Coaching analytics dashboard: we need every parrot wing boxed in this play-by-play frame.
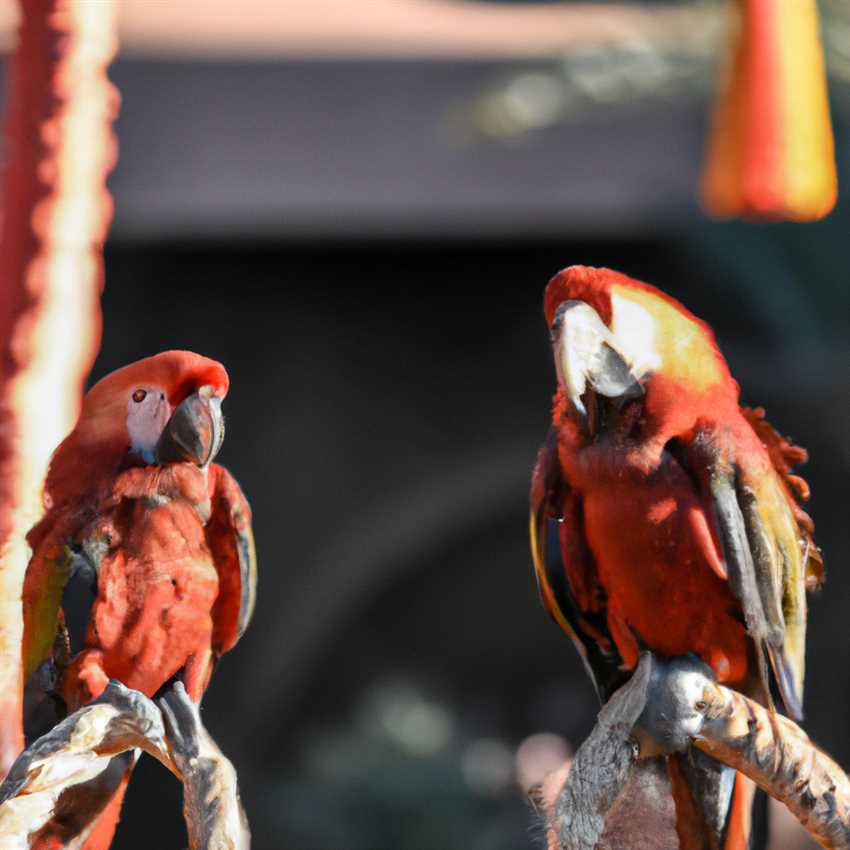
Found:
[207,464,257,655]
[695,409,817,721]
[741,407,822,589]
[530,427,626,702]
[21,513,74,683]
[17,511,85,748]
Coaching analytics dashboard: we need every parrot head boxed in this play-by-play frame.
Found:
[44,351,229,508]
[544,266,737,440]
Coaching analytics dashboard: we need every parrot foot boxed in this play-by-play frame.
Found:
[0,680,249,850]
[534,652,850,850]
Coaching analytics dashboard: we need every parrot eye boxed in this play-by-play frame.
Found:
[132,389,147,403]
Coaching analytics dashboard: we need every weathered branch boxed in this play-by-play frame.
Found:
[0,681,249,850]
[539,653,850,850]
[159,683,251,850]
[695,681,850,850]
[0,683,165,849]
[540,654,649,850]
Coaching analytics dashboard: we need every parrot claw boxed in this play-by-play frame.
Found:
[633,655,716,758]
[157,680,202,764]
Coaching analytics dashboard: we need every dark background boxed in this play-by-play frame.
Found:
[98,230,848,850]
[5,5,850,845]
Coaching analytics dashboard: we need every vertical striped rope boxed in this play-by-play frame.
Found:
[0,0,118,776]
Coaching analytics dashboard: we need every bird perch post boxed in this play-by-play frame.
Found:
[0,680,250,850]
[537,654,850,850]
[0,0,118,774]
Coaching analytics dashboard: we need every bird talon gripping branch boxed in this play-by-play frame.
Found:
[633,655,716,759]
[544,653,850,850]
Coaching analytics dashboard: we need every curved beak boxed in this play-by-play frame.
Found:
[155,385,224,467]
[551,300,643,422]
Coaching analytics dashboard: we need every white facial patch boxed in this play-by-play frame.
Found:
[610,292,662,381]
[126,387,172,463]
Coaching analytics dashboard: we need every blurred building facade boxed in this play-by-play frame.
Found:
[1,3,848,848]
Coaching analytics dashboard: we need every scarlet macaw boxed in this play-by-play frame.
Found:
[18,350,256,849]
[530,266,820,849]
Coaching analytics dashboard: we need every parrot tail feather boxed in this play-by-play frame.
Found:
[80,766,132,850]
[721,772,769,850]
[668,752,766,850]
[29,754,134,850]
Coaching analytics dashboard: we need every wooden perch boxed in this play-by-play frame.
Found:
[534,655,679,850]
[695,682,850,850]
[0,681,249,850]
[159,683,251,850]
[539,655,649,850]
[539,653,850,850]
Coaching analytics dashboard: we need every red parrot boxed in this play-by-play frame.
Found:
[530,266,821,850]
[18,350,256,850]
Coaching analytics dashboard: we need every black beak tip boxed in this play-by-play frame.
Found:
[155,390,224,467]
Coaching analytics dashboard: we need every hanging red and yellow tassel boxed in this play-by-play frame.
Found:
[701,0,837,221]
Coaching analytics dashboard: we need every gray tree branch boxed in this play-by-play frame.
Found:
[0,680,249,850]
